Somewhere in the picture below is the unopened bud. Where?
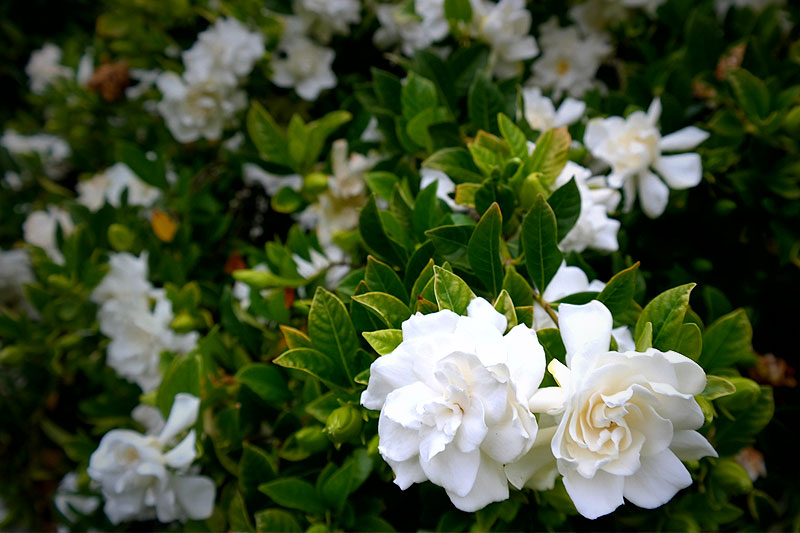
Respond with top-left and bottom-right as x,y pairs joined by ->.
108,223 -> 135,251
324,405 -> 362,445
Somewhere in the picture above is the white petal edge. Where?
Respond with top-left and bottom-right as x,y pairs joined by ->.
622,448 -> 692,509
559,301 -> 613,367
659,126 -> 709,152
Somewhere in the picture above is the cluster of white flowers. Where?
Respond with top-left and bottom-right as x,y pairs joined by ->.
77,163 -> 161,211
90,252 -> 198,392
271,16 -> 337,101
157,17 -> 265,142
470,0 -> 539,78
530,18 -> 612,99
373,0 -> 449,56
23,206 -> 74,264
362,297 -> 716,518
1,129 -> 72,180
88,394 -> 216,524
25,43 -> 93,94
522,87 -> 586,132
584,98 -> 709,218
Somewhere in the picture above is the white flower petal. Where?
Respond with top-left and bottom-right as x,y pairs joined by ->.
554,98 -> 586,127
670,430 -> 718,461
386,457 -> 427,490
445,455 -> 508,512
157,393 -> 200,446
622,449 -> 692,509
401,310 -> 459,340
172,474 -> 216,519
503,324 -> 546,400
637,170 -> 670,218
559,301 -> 613,367
528,387 -> 565,414
659,126 -> 709,152
420,446 -> 481,498
505,425 -> 558,490
653,153 -> 703,190
467,297 -> 507,333
164,430 -> 197,470
563,469 -> 625,519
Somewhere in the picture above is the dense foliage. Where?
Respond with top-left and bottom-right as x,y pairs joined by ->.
1,0 -> 798,531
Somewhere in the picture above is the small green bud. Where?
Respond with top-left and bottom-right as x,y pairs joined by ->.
711,458 -> 753,495
108,223 -> 136,251
56,333 -> 83,348
306,524 -> 329,533
782,106 -> 800,136
170,311 -> 197,333
232,269 -> 275,290
47,274 -> 73,290
294,426 -> 329,454
324,405 -> 362,445
714,199 -> 737,216
716,377 -> 761,412
303,172 -> 329,195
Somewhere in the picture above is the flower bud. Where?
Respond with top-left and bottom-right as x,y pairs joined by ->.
232,269 -> 275,290
170,311 -> 197,333
108,223 -> 136,251
47,274 -> 73,290
324,405 -> 362,446
303,172 -> 329,195
711,458 -> 753,495
696,395 -> 715,426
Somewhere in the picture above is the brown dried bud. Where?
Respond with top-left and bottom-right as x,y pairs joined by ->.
88,60 -> 131,102
748,353 -> 797,387
716,43 -> 747,81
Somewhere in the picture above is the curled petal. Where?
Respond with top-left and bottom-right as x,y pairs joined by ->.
158,393 -> 200,446
622,449 -> 692,509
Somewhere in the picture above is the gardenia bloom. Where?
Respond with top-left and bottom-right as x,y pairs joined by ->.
77,163 -> 161,211
569,0 -> 628,36
622,0 -> 667,15
292,246 -> 351,288
0,248 -> 36,316
532,261 -> 606,330
522,87 -> 585,132
526,301 -> 717,519
553,161 -> 620,253
1,129 -> 71,180
54,472 -> 101,523
584,98 -> 709,218
23,206 -> 74,264
156,73 -> 247,143
293,0 -> 362,42
88,394 -> 216,524
25,43 -> 74,94
182,17 -> 265,87
714,0 -> 783,16
530,18 -> 611,99
271,17 -> 336,101
361,298 -> 545,512
471,0 -> 539,79
373,0 -> 449,56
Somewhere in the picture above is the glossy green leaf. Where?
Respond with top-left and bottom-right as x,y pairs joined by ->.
247,102 -> 291,168
502,266 -> 534,307
597,263 -> 640,326
497,113 -> 528,159
635,321 -> 653,352
259,478 -> 327,515
521,194 -> 562,293
433,266 -> 475,314
423,147 -> 484,183
352,292 -> 412,329
363,329 -> 403,355
634,283 -> 695,352
157,352 -> 201,417
702,375 -> 737,400
548,177 -> 582,242
698,309 -> 755,370
365,256 -> 408,302
236,364 -> 290,406
401,72 -> 437,120
493,290 -> 517,331
273,347 -> 348,389
308,287 -> 360,385
255,509 -> 302,532
359,195 -> 408,265
467,202 -> 504,296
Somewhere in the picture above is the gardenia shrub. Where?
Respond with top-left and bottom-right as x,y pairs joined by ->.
0,0 -> 796,531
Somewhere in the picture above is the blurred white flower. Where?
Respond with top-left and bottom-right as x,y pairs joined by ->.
373,0 -> 449,56
91,252 -> 153,304
88,394 -> 215,524
522,87 -> 586,132
77,163 -> 161,211
714,0 -> 783,16
292,245 -> 351,288
1,129 -> 72,180
125,69 -> 160,100
584,98 -> 709,218
420,168 -> 466,212
569,0 -> 628,36
471,0 -> 539,79
361,298 -> 546,511
182,17 -> 265,87
526,301 -> 717,519
553,161 -> 620,254
622,0 -> 666,15
242,164 -> 303,196
55,472 -> 101,523
532,261 -> 606,330
25,43 -> 74,94
294,0 -> 362,42
0,248 -> 36,317
23,207 -> 74,264
530,18 -> 611,99
271,19 -> 337,101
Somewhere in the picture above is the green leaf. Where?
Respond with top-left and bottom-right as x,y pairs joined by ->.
714,386 -> 774,456
363,329 -> 403,355
702,375 -> 737,400
597,263 -> 640,325
548,177 -> 582,242
502,266 -> 534,307
425,225 -> 473,269
287,115 -> 309,171
444,0 -> 473,22
239,443 -> 277,499
247,102 -> 291,168
515,306 -> 533,327
675,322 -> 703,360
537,328 -> 566,363
526,127 -> 570,188
273,347 -> 348,389
413,181 -> 443,241
236,364 -> 290,406
255,509 -> 302,533
359,195 -> 408,266
280,325 -> 313,349
259,478 -> 327,515
698,309 -> 755,371
405,242 -> 435,293
468,75 -> 506,134
635,322 -> 653,352
423,148 -> 485,183
115,141 -> 167,189
228,490 -> 255,533
157,352 -> 201,417
306,110 -> 352,168
634,283 -> 695,352
371,68 -> 402,114
320,450 -> 373,513
521,194 -> 562,293
497,113 -> 528,159
455,183 -> 481,208
493,290 -> 517,331
365,171 -> 399,202
407,107 -> 450,150
728,69 -> 771,121
308,288 -> 360,385
409,258 -> 435,305
467,202 -> 504,296
365,256 -> 408,302
433,266 -> 475,314
352,292 -> 412,329
233,269 -> 306,289
468,143 -> 503,176
402,72 -> 438,120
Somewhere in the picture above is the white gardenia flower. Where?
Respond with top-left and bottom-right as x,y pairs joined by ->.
242,163 -> 303,196
622,0 -> 667,15
0,248 -> 36,316
553,161 -> 620,254
156,72 -> 247,143
292,245 -> 351,288
532,261 -> 606,330
373,0 -> 449,56
530,18 -> 611,99
522,87 -> 586,132
361,298 -> 546,512
293,0 -> 362,42
55,472 -> 101,523
470,0 -> 539,79
90,252 -> 153,304
714,0 -> 783,16
22,206 -> 74,264
569,0 -> 628,36
420,168 -> 466,212
1,129 -> 72,180
25,43 -> 74,94
88,394 -> 216,524
77,163 -> 161,211
182,17 -> 265,87
524,301 -> 717,519
584,98 -> 710,218
271,18 -> 336,101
